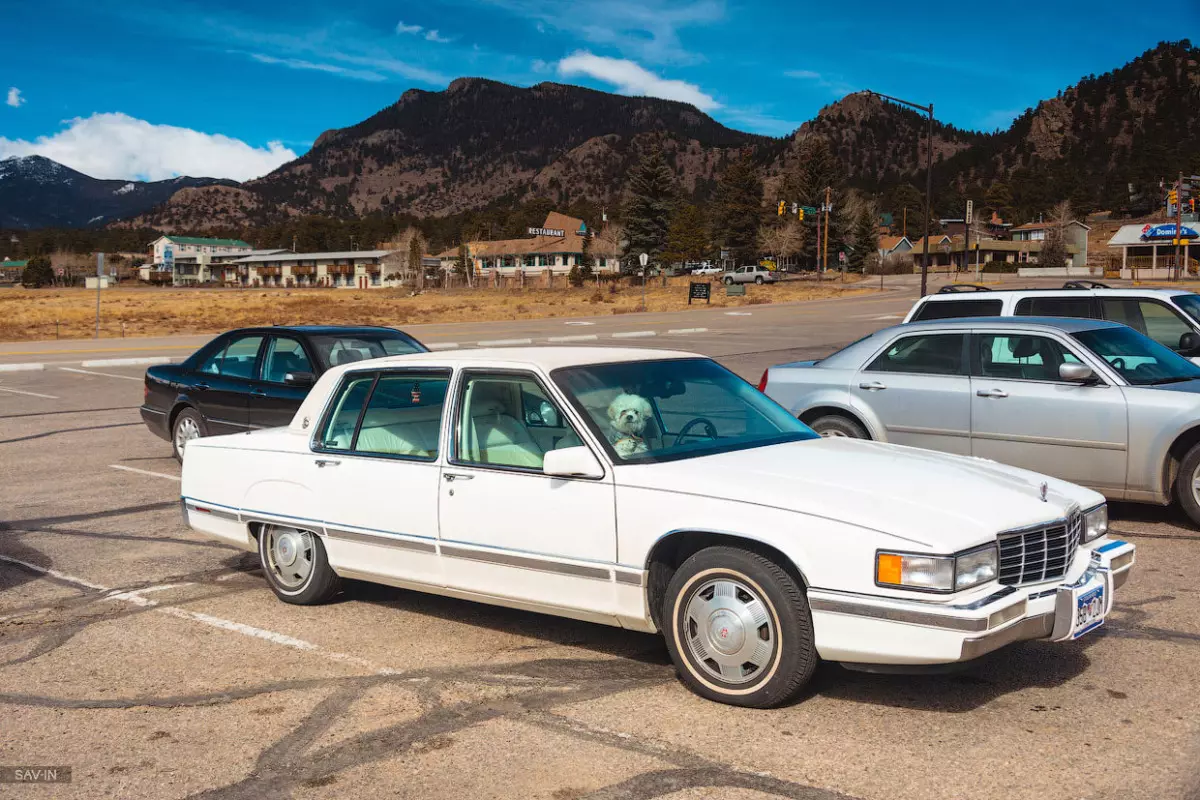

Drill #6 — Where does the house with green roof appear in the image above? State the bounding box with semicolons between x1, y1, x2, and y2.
1;259;29;284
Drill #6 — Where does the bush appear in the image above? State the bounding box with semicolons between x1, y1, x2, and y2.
568;265;582;287
981;260;1019;274
21;256;54;288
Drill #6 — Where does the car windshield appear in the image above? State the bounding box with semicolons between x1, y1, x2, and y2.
1072;325;1200;386
1171;293;1200;326
309;332;426;369
554;358;818;463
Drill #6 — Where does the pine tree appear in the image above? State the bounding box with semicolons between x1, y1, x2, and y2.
786;137;847;268
21;255;53;288
579;234;595;282
408;232;425;289
712;153;763;264
663;204;709;266
621;147;675;270
850;206;879;273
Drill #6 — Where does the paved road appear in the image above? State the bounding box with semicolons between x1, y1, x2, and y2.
2;287;1198;799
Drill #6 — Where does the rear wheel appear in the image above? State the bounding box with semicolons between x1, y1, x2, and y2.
1174;442;1200;528
808;414;868;440
662;546;816;708
755;276;765;285
724;277;734;285
171;407;206;462
258;524;341;605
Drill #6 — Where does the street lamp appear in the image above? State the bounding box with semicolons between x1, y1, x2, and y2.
865;90;935;297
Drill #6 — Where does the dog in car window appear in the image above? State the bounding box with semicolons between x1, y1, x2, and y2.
607;393;652;457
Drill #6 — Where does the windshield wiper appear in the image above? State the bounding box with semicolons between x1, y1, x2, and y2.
1145;376;1197;385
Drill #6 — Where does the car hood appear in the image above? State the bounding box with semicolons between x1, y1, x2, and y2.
616;438;1101;552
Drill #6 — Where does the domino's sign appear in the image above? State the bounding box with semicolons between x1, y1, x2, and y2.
1142;224;1198;240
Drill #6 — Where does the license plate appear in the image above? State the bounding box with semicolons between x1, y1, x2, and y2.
1072;586;1105;639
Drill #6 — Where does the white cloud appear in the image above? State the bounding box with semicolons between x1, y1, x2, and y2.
424;29;451;43
0;113;296;182
395;21;423;34
6;87;24;108
557;51;719;111
248;53;386;82
785;69;855;96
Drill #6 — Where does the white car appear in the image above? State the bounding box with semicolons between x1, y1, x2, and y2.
691;265;722;276
181;347;1134;707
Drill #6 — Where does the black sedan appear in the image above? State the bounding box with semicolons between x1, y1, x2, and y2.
140;325;427;460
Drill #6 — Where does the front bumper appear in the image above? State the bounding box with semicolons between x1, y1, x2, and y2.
809;539;1135;666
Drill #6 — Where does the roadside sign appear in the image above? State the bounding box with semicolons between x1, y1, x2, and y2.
688;282;711;305
838;251;846;264
639;252;649;268
720;249;730;260
800;206;817;215
966;200;974;224
726;283;746;297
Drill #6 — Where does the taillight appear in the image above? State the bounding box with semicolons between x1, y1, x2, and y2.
143;380;151;400
757;369;769;393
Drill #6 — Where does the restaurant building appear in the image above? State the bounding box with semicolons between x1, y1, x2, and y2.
1107;222;1199;276
232;250;394;288
436;212;621;279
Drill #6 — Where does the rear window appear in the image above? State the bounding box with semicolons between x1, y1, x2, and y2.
1013;296;1096;318
309;332;426;369
911;298;1003;321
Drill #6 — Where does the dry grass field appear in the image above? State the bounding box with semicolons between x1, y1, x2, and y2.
0;277;873;341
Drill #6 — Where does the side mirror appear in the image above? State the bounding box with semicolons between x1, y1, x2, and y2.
1059;363;1096;383
284;371;316;387
542;446;604;479
1179;332;1200;355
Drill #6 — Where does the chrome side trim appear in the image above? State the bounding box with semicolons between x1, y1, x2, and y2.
613;569;645;586
183;501;240;522
325;527;437;554
971;431;1126;451
809;596;990;632
439;544;611;581
959;613;1054;661
886;424;969;439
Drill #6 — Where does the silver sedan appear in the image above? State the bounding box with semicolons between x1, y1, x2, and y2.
762;317;1200;526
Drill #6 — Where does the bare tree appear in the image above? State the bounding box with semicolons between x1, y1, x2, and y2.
757;222;803;269
1039;200;1072;269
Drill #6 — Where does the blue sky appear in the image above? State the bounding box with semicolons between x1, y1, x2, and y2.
1;0;1191;181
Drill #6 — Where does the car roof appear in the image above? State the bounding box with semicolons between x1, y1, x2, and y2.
233;325;409;334
899;316;1124;333
919;287;1194;301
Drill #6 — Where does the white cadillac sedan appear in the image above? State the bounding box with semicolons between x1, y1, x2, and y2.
180;347;1135;707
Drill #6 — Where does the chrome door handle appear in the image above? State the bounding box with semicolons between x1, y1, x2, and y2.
976;389;1009;398
193;383;210;391
858;381;887;391
443;472;474;482
314;458;341;468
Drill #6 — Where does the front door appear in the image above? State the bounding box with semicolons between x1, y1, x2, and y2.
247;335;317;429
850;331;972;454
437;370;618;613
190;333;264;434
311;368;453;586
969;332;1128;492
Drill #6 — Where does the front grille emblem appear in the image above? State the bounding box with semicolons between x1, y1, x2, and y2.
1039;482;1048;502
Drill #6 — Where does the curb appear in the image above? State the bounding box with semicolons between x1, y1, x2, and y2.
477;338;532;347
0;363;46;372
426;342;460;350
548;334;599;343
80;357;173;368
611;331;657;339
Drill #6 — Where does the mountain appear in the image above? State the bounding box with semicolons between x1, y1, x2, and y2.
127;78;770;231
0;156;234;229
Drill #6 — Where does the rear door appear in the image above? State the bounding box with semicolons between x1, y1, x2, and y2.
189;333;264;434
1100;296;1197;353
850;331;972;454
1013;294;1099;320
908;296;1005;322
968;331;1128;491
247;334;317;429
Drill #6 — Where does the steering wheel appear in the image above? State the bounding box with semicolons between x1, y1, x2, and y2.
1109;357;1126;371
676;417;719;443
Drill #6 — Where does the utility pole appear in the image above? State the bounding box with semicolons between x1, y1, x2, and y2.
94;252;104;339
815;201;823;279
963;199;973;277
867;91;935;296
1175;172;1184;280
822;187;831;282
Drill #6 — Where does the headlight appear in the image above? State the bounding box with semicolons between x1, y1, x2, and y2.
877;545;997;593
1083;504;1108;543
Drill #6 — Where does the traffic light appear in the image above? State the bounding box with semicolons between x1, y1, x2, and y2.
1191;198;1196;212
797;208;805;221
777;200;785;216
1168;189;1179;205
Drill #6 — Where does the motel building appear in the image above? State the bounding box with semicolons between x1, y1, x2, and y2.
436;212;621;282
1;259;27;284
1107;222;1200;278
145;235;263;285
233;250;394;288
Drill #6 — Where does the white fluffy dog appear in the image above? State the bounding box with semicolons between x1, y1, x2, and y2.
607;393;653;457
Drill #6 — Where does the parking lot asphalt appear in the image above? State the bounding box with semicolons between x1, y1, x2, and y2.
3;300;1200;799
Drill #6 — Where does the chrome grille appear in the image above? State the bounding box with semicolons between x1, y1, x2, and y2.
998;510;1082;586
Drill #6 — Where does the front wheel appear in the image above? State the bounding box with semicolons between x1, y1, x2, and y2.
258;524;341;604
1174;443;1200;528
808;414;868;439
724;277;734;285
663;546;816;707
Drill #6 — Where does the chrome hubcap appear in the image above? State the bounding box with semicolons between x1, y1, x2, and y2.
174;417;201;456
684;578;775;685
266;527;313;589
1191;466;1200;507
819;428;848;438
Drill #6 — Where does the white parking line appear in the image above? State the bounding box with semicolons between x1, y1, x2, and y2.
81;357;172;368
564;321;596;326
666;327;709;335
873;314;903;321
60;367;142;382
477;338;532;347
109;464;180;482
724;312;752;316
611;331;656;339
0;363;46;372
425;342;460;350
547;334;599;343
0;554;398;675
0;385;59;399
